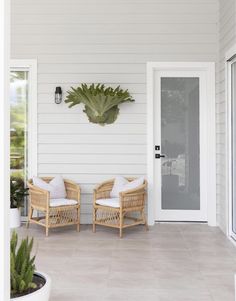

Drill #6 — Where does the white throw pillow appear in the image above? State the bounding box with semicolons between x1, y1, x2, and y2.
111;176;144;198
33;175;66;199
122;177;145;191
110;176;128;198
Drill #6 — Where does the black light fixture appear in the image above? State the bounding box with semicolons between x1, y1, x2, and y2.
55;86;62;104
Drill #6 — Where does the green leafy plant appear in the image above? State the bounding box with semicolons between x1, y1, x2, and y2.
11;231;37;298
10;176;28;209
65;83;135;125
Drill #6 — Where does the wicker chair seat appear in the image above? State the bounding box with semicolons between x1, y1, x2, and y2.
50;198;78;207
96;198;120;208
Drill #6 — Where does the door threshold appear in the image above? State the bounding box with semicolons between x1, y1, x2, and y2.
155;221;208;224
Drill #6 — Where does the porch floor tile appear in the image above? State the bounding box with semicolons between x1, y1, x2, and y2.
17;223;236;301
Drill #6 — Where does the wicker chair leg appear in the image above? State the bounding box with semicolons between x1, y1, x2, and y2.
142;210;149;231
46;227;49;237
93;208;96;233
27;207;33;228
93;224;96;233
77;208;80;232
45;209;49;237
77;215;80;232
119;211;123;238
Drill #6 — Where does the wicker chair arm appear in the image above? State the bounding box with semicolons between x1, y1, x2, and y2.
119;184;146;209
28;188;50;210
119;183;146;197
94;179;114;191
67;184;81;193
64;179;81;202
121;191;146;198
27;183;50;196
94;189;111;200
120;191;146;209
64;179;81;190
30;188;49;196
94;179;114;201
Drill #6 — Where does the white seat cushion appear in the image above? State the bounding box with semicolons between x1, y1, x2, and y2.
50;198;78;207
96;198;120;208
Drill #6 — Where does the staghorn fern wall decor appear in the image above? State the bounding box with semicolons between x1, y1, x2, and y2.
65;83;135;125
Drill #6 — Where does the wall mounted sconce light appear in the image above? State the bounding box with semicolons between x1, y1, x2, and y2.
55;86;62;104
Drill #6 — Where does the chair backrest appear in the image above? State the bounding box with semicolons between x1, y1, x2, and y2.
98;177;147;193
27;177;75;191
30;177;53;184
27;177;53;190
126;177;147;187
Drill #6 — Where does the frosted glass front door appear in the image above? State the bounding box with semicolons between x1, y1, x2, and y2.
153;64;214;222
161;78;200;211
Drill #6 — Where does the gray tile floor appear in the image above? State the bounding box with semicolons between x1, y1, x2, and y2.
17;223;236;301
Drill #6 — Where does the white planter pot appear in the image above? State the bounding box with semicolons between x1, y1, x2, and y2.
11;272;51;301
10;208;21;228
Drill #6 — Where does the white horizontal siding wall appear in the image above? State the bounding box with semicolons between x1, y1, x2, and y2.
217;0;236;233
11;0;218;224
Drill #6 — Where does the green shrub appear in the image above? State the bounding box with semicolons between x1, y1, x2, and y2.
10;231;37;297
10;176;28;209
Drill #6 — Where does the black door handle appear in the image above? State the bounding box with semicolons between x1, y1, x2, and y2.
155;154;165;159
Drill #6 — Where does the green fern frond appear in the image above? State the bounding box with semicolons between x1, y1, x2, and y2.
65;83;135;125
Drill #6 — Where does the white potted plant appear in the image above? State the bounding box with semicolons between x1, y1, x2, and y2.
10;231;51;301
10;176;28;228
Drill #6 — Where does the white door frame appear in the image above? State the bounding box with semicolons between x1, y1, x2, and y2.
0;0;10;299
147;62;216;226
10;59;38;179
226;44;236;240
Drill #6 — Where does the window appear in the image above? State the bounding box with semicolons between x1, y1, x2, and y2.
10;60;37;217
227;47;236;240
10;70;29;180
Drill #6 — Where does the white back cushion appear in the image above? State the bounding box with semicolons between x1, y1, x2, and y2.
110;176;128;198
33;175;66;199
122;177;145;191
111;176;144;198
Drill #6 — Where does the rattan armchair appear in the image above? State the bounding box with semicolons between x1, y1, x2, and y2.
93;178;148;238
27;177;81;236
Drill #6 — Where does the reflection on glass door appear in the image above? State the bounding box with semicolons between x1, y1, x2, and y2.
231;60;236;238
10;70;29;216
161;78;200;210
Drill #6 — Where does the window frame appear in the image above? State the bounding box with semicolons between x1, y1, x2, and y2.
226;46;236;242
10;59;37;180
